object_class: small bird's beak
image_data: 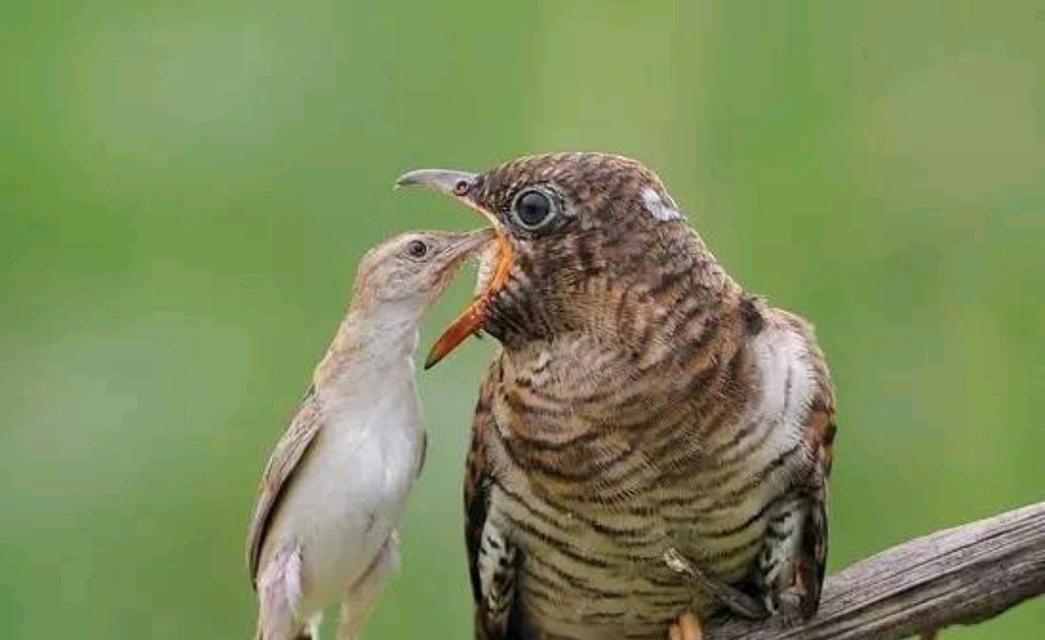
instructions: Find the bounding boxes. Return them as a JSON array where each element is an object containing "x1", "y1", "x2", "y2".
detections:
[
  {"x1": 395, "y1": 168, "x2": 515, "y2": 369},
  {"x1": 437, "y1": 228, "x2": 495, "y2": 273}
]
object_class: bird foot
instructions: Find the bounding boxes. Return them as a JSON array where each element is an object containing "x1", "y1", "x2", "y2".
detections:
[
  {"x1": 663, "y1": 548, "x2": 769, "y2": 620},
  {"x1": 772, "y1": 590, "x2": 804, "y2": 628},
  {"x1": 668, "y1": 612, "x2": 702, "y2": 640}
]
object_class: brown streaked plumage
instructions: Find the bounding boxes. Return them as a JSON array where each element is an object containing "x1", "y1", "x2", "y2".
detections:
[{"x1": 398, "y1": 153, "x2": 837, "y2": 640}]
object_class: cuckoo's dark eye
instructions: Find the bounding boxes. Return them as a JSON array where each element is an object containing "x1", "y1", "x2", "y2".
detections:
[
  {"x1": 406, "y1": 239, "x2": 429, "y2": 259},
  {"x1": 512, "y1": 190, "x2": 555, "y2": 230}
]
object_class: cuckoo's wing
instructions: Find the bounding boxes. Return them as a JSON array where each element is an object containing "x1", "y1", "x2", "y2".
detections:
[
  {"x1": 791, "y1": 347, "x2": 836, "y2": 618},
  {"x1": 465, "y1": 359, "x2": 520, "y2": 640},
  {"x1": 757, "y1": 311, "x2": 837, "y2": 619}
]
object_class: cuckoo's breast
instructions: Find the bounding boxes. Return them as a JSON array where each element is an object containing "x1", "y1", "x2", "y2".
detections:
[{"x1": 489, "y1": 322, "x2": 817, "y2": 639}]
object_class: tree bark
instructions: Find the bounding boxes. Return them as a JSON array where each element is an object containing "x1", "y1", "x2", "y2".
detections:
[{"x1": 706, "y1": 501, "x2": 1045, "y2": 640}]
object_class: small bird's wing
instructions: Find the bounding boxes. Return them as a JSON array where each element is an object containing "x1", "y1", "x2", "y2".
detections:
[
  {"x1": 247, "y1": 385, "x2": 324, "y2": 587},
  {"x1": 756, "y1": 312, "x2": 837, "y2": 620},
  {"x1": 465, "y1": 360, "x2": 519, "y2": 640}
]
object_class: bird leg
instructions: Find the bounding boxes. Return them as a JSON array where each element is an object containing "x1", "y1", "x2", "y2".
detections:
[
  {"x1": 663, "y1": 548, "x2": 770, "y2": 621},
  {"x1": 668, "y1": 612, "x2": 702, "y2": 640}
]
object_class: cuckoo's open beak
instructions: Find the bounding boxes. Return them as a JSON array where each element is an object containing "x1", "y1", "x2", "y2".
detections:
[{"x1": 395, "y1": 169, "x2": 514, "y2": 369}]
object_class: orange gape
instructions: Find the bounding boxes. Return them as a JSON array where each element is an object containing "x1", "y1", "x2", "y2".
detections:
[{"x1": 424, "y1": 230, "x2": 514, "y2": 369}]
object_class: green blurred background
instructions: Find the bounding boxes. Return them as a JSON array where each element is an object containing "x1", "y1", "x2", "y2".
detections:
[{"x1": 2, "y1": 1, "x2": 1042, "y2": 637}]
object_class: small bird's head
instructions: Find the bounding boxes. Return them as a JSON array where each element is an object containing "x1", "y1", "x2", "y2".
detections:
[
  {"x1": 397, "y1": 153, "x2": 727, "y2": 366},
  {"x1": 352, "y1": 228, "x2": 494, "y2": 314}
]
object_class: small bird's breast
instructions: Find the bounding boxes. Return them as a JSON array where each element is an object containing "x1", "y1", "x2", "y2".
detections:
[{"x1": 265, "y1": 375, "x2": 424, "y2": 613}]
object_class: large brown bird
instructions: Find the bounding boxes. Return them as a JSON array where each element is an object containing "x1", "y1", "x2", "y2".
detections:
[{"x1": 397, "y1": 153, "x2": 837, "y2": 640}]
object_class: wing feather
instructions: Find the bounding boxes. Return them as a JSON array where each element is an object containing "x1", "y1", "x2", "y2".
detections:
[
  {"x1": 465, "y1": 359, "x2": 519, "y2": 640},
  {"x1": 775, "y1": 310, "x2": 837, "y2": 617},
  {"x1": 246, "y1": 386, "x2": 324, "y2": 586}
]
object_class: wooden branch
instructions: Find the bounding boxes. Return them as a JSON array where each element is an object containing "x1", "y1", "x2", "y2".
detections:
[{"x1": 706, "y1": 501, "x2": 1045, "y2": 640}]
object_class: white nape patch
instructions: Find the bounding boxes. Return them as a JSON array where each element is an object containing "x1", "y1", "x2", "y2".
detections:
[{"x1": 641, "y1": 187, "x2": 683, "y2": 222}]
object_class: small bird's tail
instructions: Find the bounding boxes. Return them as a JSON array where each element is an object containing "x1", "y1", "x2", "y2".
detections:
[
  {"x1": 254, "y1": 545, "x2": 310, "y2": 640},
  {"x1": 252, "y1": 626, "x2": 315, "y2": 640}
]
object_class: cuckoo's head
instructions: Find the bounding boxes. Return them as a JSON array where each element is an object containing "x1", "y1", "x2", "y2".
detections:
[{"x1": 397, "y1": 152, "x2": 720, "y2": 367}]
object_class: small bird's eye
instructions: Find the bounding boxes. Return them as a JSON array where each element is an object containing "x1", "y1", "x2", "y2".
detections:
[
  {"x1": 406, "y1": 239, "x2": 429, "y2": 259},
  {"x1": 513, "y1": 190, "x2": 554, "y2": 230}
]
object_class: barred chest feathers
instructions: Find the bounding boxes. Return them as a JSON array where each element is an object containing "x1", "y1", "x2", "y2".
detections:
[{"x1": 480, "y1": 310, "x2": 821, "y2": 638}]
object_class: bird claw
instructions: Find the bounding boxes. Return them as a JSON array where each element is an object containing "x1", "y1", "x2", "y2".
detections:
[
  {"x1": 772, "y1": 590, "x2": 804, "y2": 628},
  {"x1": 663, "y1": 548, "x2": 694, "y2": 575},
  {"x1": 663, "y1": 548, "x2": 770, "y2": 621},
  {"x1": 668, "y1": 612, "x2": 703, "y2": 640}
]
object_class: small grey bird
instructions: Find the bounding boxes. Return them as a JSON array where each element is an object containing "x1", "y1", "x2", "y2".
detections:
[{"x1": 246, "y1": 228, "x2": 493, "y2": 640}]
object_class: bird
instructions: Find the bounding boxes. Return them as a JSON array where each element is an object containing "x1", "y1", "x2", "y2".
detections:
[
  {"x1": 396, "y1": 153, "x2": 837, "y2": 640},
  {"x1": 245, "y1": 228, "x2": 494, "y2": 640}
]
